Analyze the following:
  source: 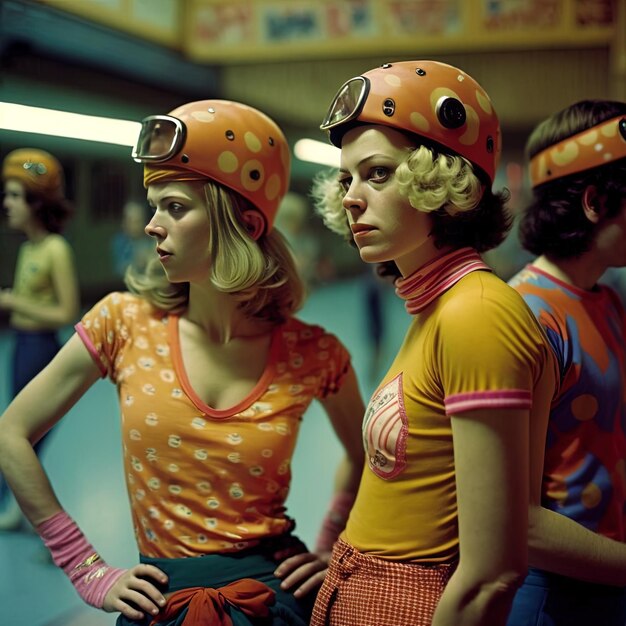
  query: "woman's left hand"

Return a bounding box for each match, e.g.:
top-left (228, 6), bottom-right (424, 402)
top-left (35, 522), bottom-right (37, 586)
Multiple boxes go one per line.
top-left (273, 550), bottom-right (331, 597)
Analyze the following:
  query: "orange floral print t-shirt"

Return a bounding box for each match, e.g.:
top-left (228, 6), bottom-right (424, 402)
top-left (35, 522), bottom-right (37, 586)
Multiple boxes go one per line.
top-left (76, 292), bottom-right (350, 558)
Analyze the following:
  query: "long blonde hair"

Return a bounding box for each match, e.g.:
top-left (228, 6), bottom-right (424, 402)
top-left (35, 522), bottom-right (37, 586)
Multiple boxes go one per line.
top-left (126, 181), bottom-right (305, 323)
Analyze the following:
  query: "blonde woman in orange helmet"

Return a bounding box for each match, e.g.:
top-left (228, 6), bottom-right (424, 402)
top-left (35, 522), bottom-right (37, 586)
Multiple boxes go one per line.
top-left (0, 101), bottom-right (365, 625)
top-left (0, 148), bottom-right (79, 531)
top-left (310, 60), bottom-right (558, 625)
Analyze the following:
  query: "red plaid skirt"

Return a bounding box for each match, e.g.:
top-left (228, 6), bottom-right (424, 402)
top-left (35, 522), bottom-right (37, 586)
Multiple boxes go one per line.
top-left (311, 538), bottom-right (457, 626)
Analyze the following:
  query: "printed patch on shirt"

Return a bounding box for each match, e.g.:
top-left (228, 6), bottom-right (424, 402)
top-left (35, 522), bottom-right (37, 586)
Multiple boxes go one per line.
top-left (362, 373), bottom-right (408, 479)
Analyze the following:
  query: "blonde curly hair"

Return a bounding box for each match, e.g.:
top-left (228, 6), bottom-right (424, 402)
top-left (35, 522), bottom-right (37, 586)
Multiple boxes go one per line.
top-left (312, 146), bottom-right (482, 238)
top-left (311, 143), bottom-right (509, 279)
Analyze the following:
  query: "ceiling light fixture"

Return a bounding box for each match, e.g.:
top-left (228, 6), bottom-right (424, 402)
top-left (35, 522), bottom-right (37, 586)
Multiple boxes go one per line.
top-left (0, 102), bottom-right (141, 146)
top-left (294, 138), bottom-right (340, 168)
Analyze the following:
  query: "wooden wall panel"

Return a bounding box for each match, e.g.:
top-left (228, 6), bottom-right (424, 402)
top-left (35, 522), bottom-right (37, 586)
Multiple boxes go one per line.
top-left (220, 48), bottom-right (612, 132)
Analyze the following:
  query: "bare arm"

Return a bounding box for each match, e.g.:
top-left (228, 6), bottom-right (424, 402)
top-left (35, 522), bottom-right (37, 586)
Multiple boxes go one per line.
top-left (0, 237), bottom-right (79, 328)
top-left (318, 365), bottom-right (366, 495)
top-left (432, 409), bottom-right (529, 626)
top-left (0, 333), bottom-right (100, 523)
top-left (274, 365), bottom-right (365, 596)
top-left (528, 505), bottom-right (626, 586)
top-left (0, 333), bottom-right (169, 618)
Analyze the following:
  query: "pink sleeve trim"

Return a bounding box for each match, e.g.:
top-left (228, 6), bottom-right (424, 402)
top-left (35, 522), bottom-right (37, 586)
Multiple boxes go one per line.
top-left (74, 323), bottom-right (107, 378)
top-left (445, 389), bottom-right (532, 415)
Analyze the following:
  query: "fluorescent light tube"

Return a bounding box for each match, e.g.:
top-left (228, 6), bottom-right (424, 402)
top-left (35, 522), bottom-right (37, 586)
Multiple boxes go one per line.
top-left (294, 138), bottom-right (340, 168)
top-left (0, 102), bottom-right (141, 146)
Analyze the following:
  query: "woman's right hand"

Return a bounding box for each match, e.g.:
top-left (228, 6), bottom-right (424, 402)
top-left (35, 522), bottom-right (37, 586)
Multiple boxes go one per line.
top-left (102, 564), bottom-right (169, 620)
top-left (274, 550), bottom-right (330, 598)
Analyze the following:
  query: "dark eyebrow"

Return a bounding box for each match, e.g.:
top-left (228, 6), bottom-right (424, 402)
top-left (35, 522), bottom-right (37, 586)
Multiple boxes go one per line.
top-left (147, 190), bottom-right (194, 206)
top-left (340, 154), bottom-right (396, 174)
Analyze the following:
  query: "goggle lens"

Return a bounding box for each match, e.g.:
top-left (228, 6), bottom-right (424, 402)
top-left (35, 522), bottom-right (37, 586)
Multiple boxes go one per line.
top-left (320, 77), bottom-right (369, 130)
top-left (132, 116), bottom-right (185, 162)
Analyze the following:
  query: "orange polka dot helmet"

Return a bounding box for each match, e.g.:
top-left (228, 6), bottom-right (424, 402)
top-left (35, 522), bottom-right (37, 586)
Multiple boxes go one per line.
top-left (132, 100), bottom-right (291, 233)
top-left (321, 60), bottom-right (501, 185)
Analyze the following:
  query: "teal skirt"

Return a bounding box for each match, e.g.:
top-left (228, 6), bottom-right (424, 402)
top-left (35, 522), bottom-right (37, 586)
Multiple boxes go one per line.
top-left (116, 535), bottom-right (315, 626)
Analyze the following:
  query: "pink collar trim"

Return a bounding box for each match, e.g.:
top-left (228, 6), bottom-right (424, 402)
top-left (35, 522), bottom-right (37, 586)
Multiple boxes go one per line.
top-left (395, 247), bottom-right (492, 314)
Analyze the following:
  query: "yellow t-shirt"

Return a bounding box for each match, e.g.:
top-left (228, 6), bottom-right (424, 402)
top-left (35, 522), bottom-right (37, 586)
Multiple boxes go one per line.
top-left (345, 271), bottom-right (556, 563)
top-left (77, 292), bottom-right (351, 558)
top-left (10, 234), bottom-right (70, 329)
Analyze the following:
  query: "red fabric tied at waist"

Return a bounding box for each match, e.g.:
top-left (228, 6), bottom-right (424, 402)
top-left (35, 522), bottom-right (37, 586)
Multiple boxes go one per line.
top-left (150, 578), bottom-right (276, 626)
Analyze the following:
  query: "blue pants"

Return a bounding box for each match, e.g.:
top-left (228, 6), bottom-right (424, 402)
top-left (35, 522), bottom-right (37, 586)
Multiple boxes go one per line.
top-left (507, 568), bottom-right (626, 626)
top-left (0, 330), bottom-right (61, 507)
top-left (11, 329), bottom-right (61, 455)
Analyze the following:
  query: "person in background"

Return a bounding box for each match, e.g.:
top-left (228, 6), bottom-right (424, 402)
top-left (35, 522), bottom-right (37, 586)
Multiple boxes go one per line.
top-left (110, 200), bottom-right (154, 280)
top-left (0, 148), bottom-right (79, 531)
top-left (507, 100), bottom-right (626, 625)
top-left (273, 191), bottom-right (322, 290)
top-left (0, 100), bottom-right (364, 625)
top-left (309, 60), bottom-right (557, 626)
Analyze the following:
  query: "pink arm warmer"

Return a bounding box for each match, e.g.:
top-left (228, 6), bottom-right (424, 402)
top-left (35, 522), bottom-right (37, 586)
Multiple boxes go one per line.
top-left (315, 490), bottom-right (356, 553)
top-left (37, 510), bottom-right (126, 608)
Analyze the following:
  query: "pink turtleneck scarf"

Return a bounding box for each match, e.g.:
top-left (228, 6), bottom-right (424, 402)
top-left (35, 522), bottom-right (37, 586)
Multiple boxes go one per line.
top-left (395, 247), bottom-right (492, 314)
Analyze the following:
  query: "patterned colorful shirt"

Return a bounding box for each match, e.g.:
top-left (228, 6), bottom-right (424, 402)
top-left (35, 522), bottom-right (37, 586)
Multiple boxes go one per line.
top-left (510, 265), bottom-right (626, 541)
top-left (76, 292), bottom-right (350, 558)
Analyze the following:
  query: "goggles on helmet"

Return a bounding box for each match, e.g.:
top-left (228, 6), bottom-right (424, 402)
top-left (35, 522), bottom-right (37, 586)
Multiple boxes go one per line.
top-left (132, 115), bottom-right (186, 163)
top-left (129, 100), bottom-right (291, 233)
top-left (529, 115), bottom-right (626, 188)
top-left (321, 77), bottom-right (370, 132)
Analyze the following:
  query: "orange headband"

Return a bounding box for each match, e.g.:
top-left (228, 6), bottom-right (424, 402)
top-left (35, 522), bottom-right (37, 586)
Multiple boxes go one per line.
top-left (529, 116), bottom-right (626, 188)
top-left (143, 164), bottom-right (208, 187)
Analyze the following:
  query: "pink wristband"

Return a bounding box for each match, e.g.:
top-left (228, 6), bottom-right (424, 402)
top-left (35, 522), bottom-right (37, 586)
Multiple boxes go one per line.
top-left (37, 511), bottom-right (126, 608)
top-left (315, 491), bottom-right (356, 553)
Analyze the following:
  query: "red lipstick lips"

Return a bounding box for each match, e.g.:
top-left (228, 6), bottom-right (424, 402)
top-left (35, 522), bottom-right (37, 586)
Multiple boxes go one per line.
top-left (351, 223), bottom-right (375, 236)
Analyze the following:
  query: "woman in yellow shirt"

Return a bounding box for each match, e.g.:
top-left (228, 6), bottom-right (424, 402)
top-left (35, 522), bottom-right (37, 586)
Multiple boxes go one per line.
top-left (0, 148), bottom-right (79, 530)
top-left (310, 60), bottom-right (557, 626)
